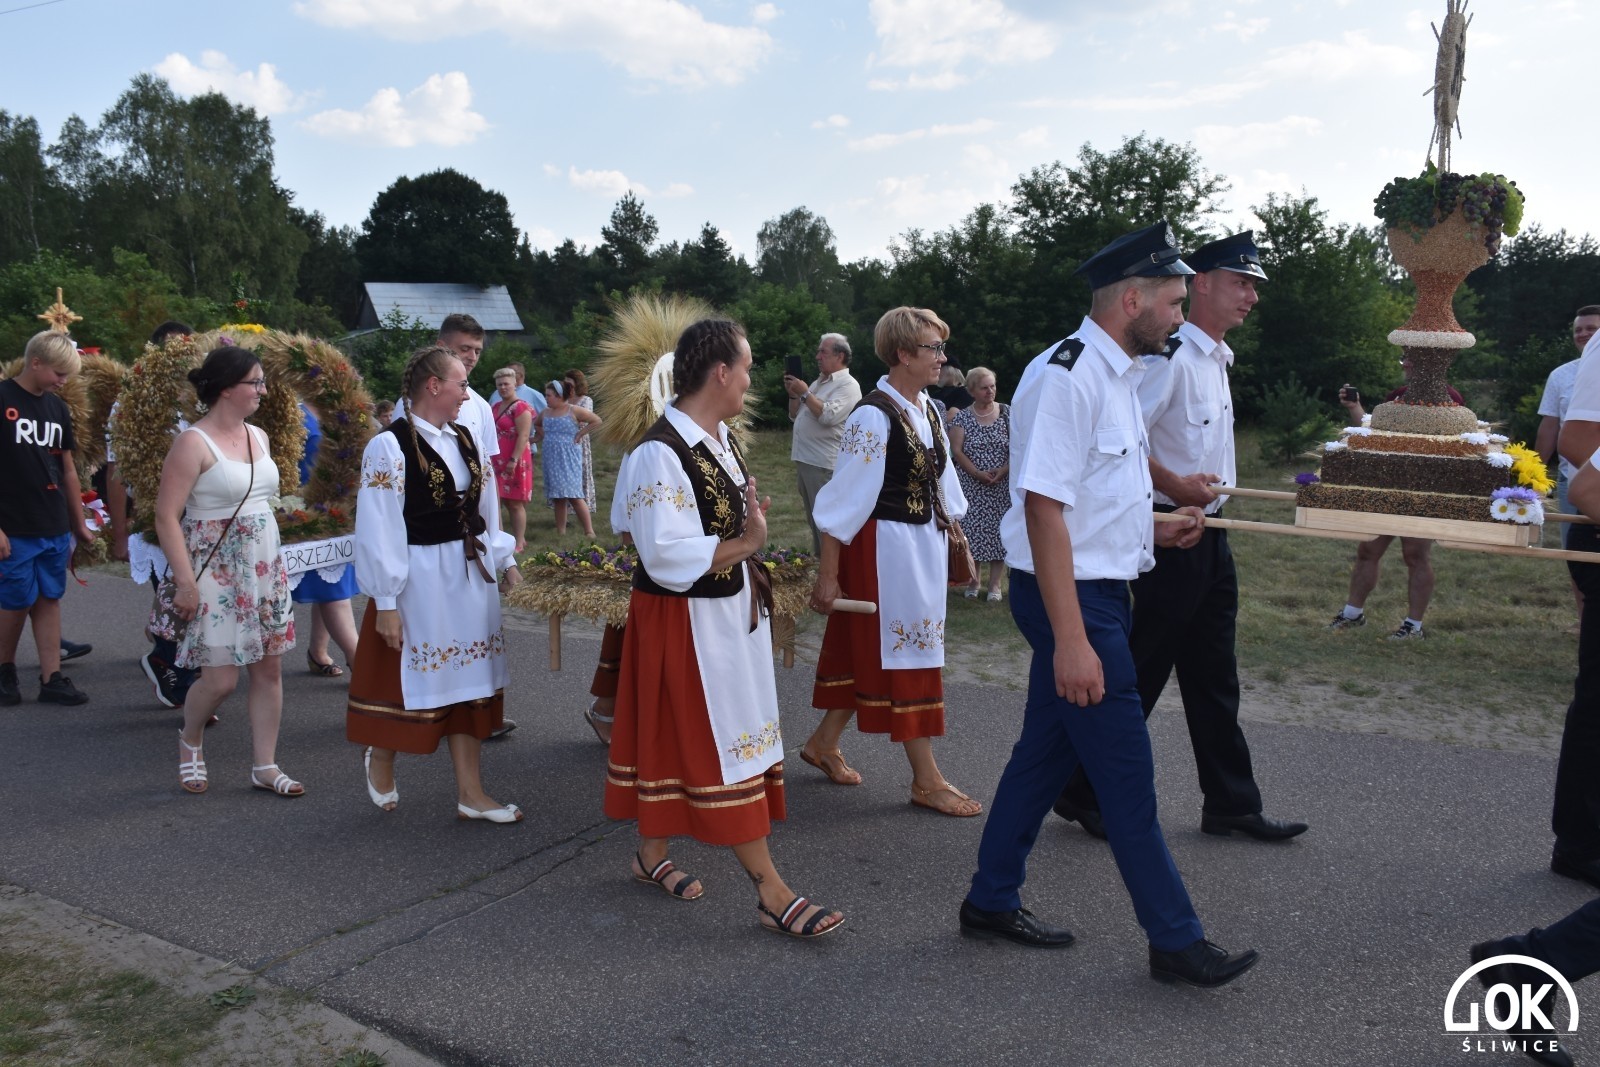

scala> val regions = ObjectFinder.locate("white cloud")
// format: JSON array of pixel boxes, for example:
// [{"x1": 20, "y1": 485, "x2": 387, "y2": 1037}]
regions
[
  {"x1": 293, "y1": 0, "x2": 773, "y2": 88},
  {"x1": 541, "y1": 163, "x2": 562, "y2": 178},
  {"x1": 153, "y1": 51, "x2": 306, "y2": 114},
  {"x1": 1014, "y1": 125, "x2": 1049, "y2": 147},
  {"x1": 1025, "y1": 81, "x2": 1263, "y2": 112},
  {"x1": 848, "y1": 118, "x2": 995, "y2": 152},
  {"x1": 1256, "y1": 31, "x2": 1424, "y2": 83},
  {"x1": 1213, "y1": 13, "x2": 1269, "y2": 41},
  {"x1": 1194, "y1": 116, "x2": 1322, "y2": 157},
  {"x1": 301, "y1": 72, "x2": 487, "y2": 147},
  {"x1": 562, "y1": 167, "x2": 690, "y2": 199},
  {"x1": 812, "y1": 114, "x2": 851, "y2": 129},
  {"x1": 867, "y1": 0, "x2": 1054, "y2": 90},
  {"x1": 872, "y1": 174, "x2": 983, "y2": 220}
]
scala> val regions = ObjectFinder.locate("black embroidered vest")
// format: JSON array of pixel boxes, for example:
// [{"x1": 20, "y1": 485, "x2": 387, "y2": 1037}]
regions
[
  {"x1": 631, "y1": 415, "x2": 750, "y2": 600},
  {"x1": 387, "y1": 419, "x2": 486, "y2": 547},
  {"x1": 859, "y1": 390, "x2": 948, "y2": 526}
]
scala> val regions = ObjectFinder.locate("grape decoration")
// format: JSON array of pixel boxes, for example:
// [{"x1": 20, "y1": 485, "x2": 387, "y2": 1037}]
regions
[{"x1": 1374, "y1": 164, "x2": 1524, "y2": 253}]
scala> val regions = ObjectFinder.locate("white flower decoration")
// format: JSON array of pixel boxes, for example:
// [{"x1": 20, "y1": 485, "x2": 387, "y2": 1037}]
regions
[
  {"x1": 1325, "y1": 440, "x2": 1347, "y2": 453},
  {"x1": 1488, "y1": 434, "x2": 1509, "y2": 444},
  {"x1": 1461, "y1": 432, "x2": 1489, "y2": 446},
  {"x1": 1490, "y1": 498, "x2": 1513, "y2": 521},
  {"x1": 1344, "y1": 426, "x2": 1372, "y2": 437},
  {"x1": 1485, "y1": 452, "x2": 1513, "y2": 469}
]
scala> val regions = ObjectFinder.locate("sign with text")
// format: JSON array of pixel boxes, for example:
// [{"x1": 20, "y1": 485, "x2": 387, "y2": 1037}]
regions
[{"x1": 281, "y1": 534, "x2": 355, "y2": 578}]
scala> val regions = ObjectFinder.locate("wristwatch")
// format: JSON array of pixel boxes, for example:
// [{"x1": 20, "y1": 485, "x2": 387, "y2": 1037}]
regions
[{"x1": 801, "y1": 390, "x2": 813, "y2": 402}]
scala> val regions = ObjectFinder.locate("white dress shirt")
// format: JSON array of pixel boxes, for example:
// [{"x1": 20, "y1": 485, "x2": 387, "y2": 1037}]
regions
[
  {"x1": 790, "y1": 368, "x2": 864, "y2": 469},
  {"x1": 1140, "y1": 320, "x2": 1235, "y2": 514},
  {"x1": 1001, "y1": 316, "x2": 1156, "y2": 580}
]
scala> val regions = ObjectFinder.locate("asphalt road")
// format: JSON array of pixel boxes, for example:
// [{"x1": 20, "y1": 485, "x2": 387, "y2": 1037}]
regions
[{"x1": 0, "y1": 572, "x2": 1592, "y2": 1066}]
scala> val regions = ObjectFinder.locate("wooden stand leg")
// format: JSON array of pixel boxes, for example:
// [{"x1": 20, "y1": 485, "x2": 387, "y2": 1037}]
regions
[
  {"x1": 771, "y1": 615, "x2": 796, "y2": 669},
  {"x1": 549, "y1": 613, "x2": 562, "y2": 672}
]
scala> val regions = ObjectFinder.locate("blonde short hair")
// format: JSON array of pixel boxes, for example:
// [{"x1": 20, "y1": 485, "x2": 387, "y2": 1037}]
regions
[
  {"x1": 874, "y1": 307, "x2": 949, "y2": 366},
  {"x1": 964, "y1": 366, "x2": 996, "y2": 390},
  {"x1": 24, "y1": 331, "x2": 81, "y2": 376},
  {"x1": 493, "y1": 366, "x2": 517, "y2": 382}
]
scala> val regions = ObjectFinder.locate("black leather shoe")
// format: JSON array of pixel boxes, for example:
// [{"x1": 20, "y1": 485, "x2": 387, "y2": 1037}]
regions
[
  {"x1": 1052, "y1": 794, "x2": 1108, "y2": 840},
  {"x1": 959, "y1": 900, "x2": 1076, "y2": 948},
  {"x1": 59, "y1": 638, "x2": 92, "y2": 662},
  {"x1": 1551, "y1": 850, "x2": 1600, "y2": 891},
  {"x1": 1470, "y1": 940, "x2": 1574, "y2": 1067},
  {"x1": 1200, "y1": 812, "x2": 1308, "y2": 841},
  {"x1": 1149, "y1": 939, "x2": 1259, "y2": 988}
]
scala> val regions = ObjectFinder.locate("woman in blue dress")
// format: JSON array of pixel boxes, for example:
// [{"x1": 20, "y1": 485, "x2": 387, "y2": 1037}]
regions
[
  {"x1": 292, "y1": 403, "x2": 359, "y2": 677},
  {"x1": 535, "y1": 377, "x2": 603, "y2": 538}
]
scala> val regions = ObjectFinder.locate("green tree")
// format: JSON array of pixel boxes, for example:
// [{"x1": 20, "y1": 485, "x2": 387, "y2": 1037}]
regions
[
  {"x1": 598, "y1": 192, "x2": 659, "y2": 293},
  {"x1": 291, "y1": 207, "x2": 362, "y2": 327},
  {"x1": 356, "y1": 168, "x2": 519, "y2": 285},
  {"x1": 730, "y1": 282, "x2": 837, "y2": 419},
  {"x1": 755, "y1": 207, "x2": 841, "y2": 305},
  {"x1": 660, "y1": 222, "x2": 749, "y2": 309},
  {"x1": 0, "y1": 248, "x2": 204, "y2": 360},
  {"x1": 1241, "y1": 194, "x2": 1407, "y2": 417},
  {"x1": 0, "y1": 111, "x2": 69, "y2": 266},
  {"x1": 82, "y1": 75, "x2": 308, "y2": 303},
  {"x1": 342, "y1": 305, "x2": 436, "y2": 401}
]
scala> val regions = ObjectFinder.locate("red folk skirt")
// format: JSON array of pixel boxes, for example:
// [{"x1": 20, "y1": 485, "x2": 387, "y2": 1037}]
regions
[
  {"x1": 346, "y1": 601, "x2": 504, "y2": 753},
  {"x1": 812, "y1": 519, "x2": 946, "y2": 742},
  {"x1": 603, "y1": 589, "x2": 785, "y2": 846}
]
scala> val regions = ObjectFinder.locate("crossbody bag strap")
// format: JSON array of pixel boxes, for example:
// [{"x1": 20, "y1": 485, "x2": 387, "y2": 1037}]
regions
[{"x1": 193, "y1": 424, "x2": 257, "y2": 583}]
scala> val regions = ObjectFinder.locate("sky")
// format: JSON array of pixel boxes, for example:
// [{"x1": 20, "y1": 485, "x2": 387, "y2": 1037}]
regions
[{"x1": 1, "y1": 0, "x2": 1594, "y2": 265}]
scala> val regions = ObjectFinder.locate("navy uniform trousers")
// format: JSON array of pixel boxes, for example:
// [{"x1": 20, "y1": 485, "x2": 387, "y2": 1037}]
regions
[
  {"x1": 968, "y1": 570, "x2": 1205, "y2": 952},
  {"x1": 1554, "y1": 522, "x2": 1600, "y2": 859},
  {"x1": 1489, "y1": 897, "x2": 1600, "y2": 984},
  {"x1": 1060, "y1": 524, "x2": 1262, "y2": 818}
]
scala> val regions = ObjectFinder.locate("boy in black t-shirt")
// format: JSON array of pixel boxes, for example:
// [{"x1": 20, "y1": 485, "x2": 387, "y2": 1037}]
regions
[{"x1": 0, "y1": 331, "x2": 95, "y2": 705}]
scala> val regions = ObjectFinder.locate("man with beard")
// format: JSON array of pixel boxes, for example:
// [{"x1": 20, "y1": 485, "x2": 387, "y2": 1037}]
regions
[
  {"x1": 960, "y1": 222, "x2": 1259, "y2": 988},
  {"x1": 1052, "y1": 232, "x2": 1308, "y2": 844}
]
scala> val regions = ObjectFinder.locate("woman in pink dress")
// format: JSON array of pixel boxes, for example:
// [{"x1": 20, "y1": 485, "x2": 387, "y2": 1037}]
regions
[{"x1": 491, "y1": 367, "x2": 535, "y2": 553}]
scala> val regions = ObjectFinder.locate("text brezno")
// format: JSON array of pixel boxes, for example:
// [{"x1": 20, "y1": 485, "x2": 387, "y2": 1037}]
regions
[{"x1": 13, "y1": 417, "x2": 65, "y2": 449}]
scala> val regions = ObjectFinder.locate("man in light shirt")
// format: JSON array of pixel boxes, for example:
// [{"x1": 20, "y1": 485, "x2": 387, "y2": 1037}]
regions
[
  {"x1": 1053, "y1": 232, "x2": 1307, "y2": 845},
  {"x1": 1535, "y1": 306, "x2": 1600, "y2": 550},
  {"x1": 784, "y1": 332, "x2": 862, "y2": 553}
]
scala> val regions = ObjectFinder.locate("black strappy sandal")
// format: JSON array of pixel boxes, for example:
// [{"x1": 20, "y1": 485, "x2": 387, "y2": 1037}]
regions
[
  {"x1": 632, "y1": 851, "x2": 703, "y2": 901},
  {"x1": 757, "y1": 896, "x2": 845, "y2": 939}
]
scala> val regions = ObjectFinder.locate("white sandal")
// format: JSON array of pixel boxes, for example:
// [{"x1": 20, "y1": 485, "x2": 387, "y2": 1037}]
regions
[
  {"x1": 457, "y1": 802, "x2": 522, "y2": 824},
  {"x1": 178, "y1": 732, "x2": 207, "y2": 794},
  {"x1": 364, "y1": 747, "x2": 397, "y2": 811},
  {"x1": 251, "y1": 764, "x2": 305, "y2": 797}
]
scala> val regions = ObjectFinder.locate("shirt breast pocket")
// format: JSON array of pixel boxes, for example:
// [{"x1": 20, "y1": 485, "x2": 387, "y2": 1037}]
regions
[
  {"x1": 1087, "y1": 427, "x2": 1137, "y2": 494},
  {"x1": 1186, "y1": 401, "x2": 1223, "y2": 451}
]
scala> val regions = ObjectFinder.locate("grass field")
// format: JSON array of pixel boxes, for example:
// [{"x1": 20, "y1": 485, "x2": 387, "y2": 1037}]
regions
[{"x1": 521, "y1": 426, "x2": 1581, "y2": 752}]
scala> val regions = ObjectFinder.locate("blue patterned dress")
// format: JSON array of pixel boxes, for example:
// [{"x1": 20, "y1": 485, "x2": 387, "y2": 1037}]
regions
[{"x1": 541, "y1": 410, "x2": 585, "y2": 501}]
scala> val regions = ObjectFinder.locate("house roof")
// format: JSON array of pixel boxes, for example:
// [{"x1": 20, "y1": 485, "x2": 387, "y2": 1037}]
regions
[{"x1": 360, "y1": 283, "x2": 524, "y2": 331}]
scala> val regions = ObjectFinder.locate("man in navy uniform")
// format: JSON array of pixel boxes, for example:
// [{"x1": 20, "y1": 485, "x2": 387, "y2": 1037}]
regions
[
  {"x1": 960, "y1": 221, "x2": 1260, "y2": 988},
  {"x1": 1052, "y1": 232, "x2": 1309, "y2": 844}
]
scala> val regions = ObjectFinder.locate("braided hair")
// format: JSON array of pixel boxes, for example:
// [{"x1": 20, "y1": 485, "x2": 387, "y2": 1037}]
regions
[
  {"x1": 672, "y1": 318, "x2": 747, "y2": 398},
  {"x1": 396, "y1": 344, "x2": 461, "y2": 480}
]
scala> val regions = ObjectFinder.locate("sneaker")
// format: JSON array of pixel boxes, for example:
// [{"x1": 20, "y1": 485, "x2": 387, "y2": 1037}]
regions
[
  {"x1": 1327, "y1": 611, "x2": 1365, "y2": 630},
  {"x1": 38, "y1": 671, "x2": 89, "y2": 706},
  {"x1": 59, "y1": 638, "x2": 92, "y2": 662},
  {"x1": 140, "y1": 651, "x2": 182, "y2": 709},
  {"x1": 1388, "y1": 620, "x2": 1424, "y2": 641},
  {"x1": 0, "y1": 663, "x2": 19, "y2": 706}
]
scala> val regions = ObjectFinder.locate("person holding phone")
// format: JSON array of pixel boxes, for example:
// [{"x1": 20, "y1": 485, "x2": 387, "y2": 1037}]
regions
[{"x1": 785, "y1": 333, "x2": 861, "y2": 553}]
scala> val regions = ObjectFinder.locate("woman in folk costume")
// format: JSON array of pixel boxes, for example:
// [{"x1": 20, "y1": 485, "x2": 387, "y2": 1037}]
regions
[
  {"x1": 802, "y1": 307, "x2": 979, "y2": 817},
  {"x1": 347, "y1": 344, "x2": 524, "y2": 822},
  {"x1": 604, "y1": 317, "x2": 844, "y2": 939}
]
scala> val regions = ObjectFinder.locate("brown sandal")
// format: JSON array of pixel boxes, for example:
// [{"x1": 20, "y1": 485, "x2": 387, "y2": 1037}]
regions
[
  {"x1": 799, "y1": 748, "x2": 862, "y2": 786},
  {"x1": 911, "y1": 781, "x2": 982, "y2": 817}
]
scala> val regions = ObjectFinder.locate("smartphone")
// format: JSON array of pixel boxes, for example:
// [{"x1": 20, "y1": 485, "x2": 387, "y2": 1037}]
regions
[
  {"x1": 784, "y1": 355, "x2": 803, "y2": 380},
  {"x1": 1340, "y1": 385, "x2": 1360, "y2": 406}
]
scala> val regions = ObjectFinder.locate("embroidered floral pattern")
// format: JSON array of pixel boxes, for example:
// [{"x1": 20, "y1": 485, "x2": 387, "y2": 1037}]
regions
[
  {"x1": 840, "y1": 423, "x2": 886, "y2": 462},
  {"x1": 628, "y1": 481, "x2": 692, "y2": 514},
  {"x1": 889, "y1": 617, "x2": 945, "y2": 651},
  {"x1": 726, "y1": 721, "x2": 782, "y2": 764},
  {"x1": 361, "y1": 455, "x2": 405, "y2": 493},
  {"x1": 406, "y1": 630, "x2": 507, "y2": 673}
]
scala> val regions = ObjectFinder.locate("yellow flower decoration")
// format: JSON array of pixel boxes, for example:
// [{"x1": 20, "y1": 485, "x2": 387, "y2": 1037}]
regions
[{"x1": 1504, "y1": 442, "x2": 1554, "y2": 496}]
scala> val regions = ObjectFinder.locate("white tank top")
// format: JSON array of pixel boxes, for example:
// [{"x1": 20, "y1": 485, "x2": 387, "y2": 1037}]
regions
[{"x1": 184, "y1": 425, "x2": 278, "y2": 520}]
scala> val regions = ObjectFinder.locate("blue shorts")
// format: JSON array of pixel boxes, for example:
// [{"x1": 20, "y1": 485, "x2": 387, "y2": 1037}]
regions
[{"x1": 0, "y1": 532, "x2": 72, "y2": 611}]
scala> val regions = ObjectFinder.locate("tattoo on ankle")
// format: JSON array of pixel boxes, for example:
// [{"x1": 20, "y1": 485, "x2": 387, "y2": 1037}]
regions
[{"x1": 745, "y1": 870, "x2": 765, "y2": 886}]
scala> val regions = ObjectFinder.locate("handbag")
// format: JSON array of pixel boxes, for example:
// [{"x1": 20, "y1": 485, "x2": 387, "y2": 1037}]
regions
[{"x1": 923, "y1": 404, "x2": 977, "y2": 587}]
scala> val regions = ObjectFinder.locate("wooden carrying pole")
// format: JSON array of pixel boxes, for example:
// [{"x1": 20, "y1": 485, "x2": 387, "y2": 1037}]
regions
[
  {"x1": 1216, "y1": 484, "x2": 1597, "y2": 525},
  {"x1": 1154, "y1": 512, "x2": 1600, "y2": 562}
]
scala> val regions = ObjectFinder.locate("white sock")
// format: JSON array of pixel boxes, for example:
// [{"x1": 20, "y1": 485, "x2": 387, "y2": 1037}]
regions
[
  {"x1": 1403, "y1": 617, "x2": 1423, "y2": 630},
  {"x1": 1341, "y1": 605, "x2": 1363, "y2": 620}
]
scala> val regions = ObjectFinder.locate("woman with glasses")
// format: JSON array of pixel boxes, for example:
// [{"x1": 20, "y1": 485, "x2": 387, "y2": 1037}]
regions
[
  {"x1": 346, "y1": 345, "x2": 523, "y2": 821},
  {"x1": 802, "y1": 308, "x2": 980, "y2": 817},
  {"x1": 155, "y1": 346, "x2": 299, "y2": 797}
]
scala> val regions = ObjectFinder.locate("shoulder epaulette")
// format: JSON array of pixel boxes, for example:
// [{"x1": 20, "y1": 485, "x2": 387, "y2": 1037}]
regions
[
  {"x1": 1046, "y1": 337, "x2": 1086, "y2": 371},
  {"x1": 1158, "y1": 332, "x2": 1182, "y2": 359}
]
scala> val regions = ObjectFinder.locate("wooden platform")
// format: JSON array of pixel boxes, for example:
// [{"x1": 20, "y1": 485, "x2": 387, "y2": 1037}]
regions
[{"x1": 1294, "y1": 507, "x2": 1541, "y2": 547}]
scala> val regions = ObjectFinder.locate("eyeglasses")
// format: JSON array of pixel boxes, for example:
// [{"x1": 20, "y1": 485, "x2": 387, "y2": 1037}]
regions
[
  {"x1": 240, "y1": 379, "x2": 268, "y2": 391},
  {"x1": 917, "y1": 342, "x2": 948, "y2": 354},
  {"x1": 434, "y1": 377, "x2": 471, "y2": 391}
]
